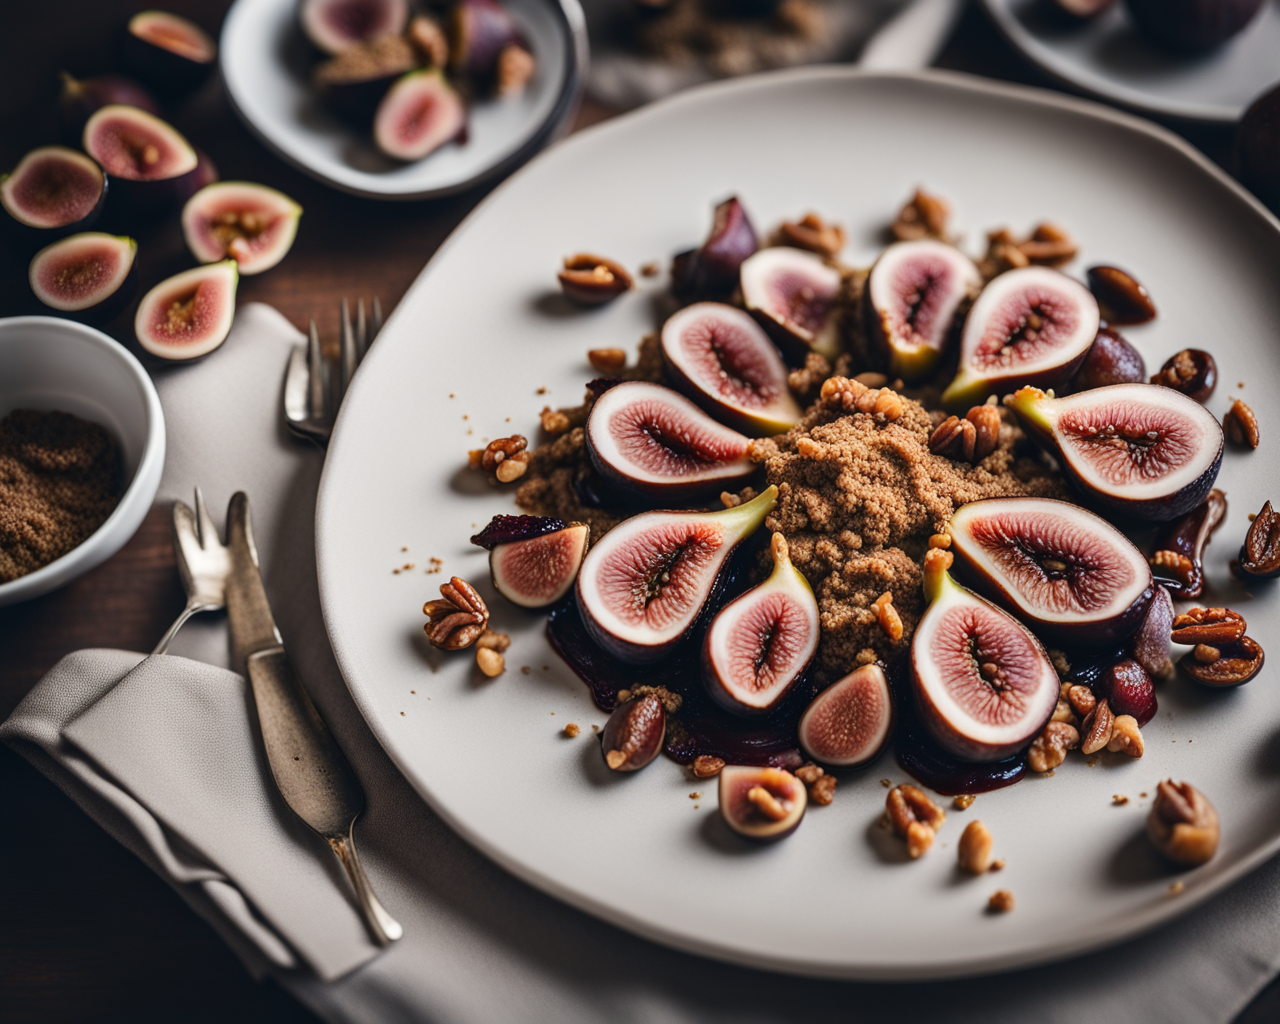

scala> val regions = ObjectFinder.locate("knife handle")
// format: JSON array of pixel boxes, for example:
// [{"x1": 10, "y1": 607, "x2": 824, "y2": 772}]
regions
[{"x1": 328, "y1": 831, "x2": 404, "y2": 946}]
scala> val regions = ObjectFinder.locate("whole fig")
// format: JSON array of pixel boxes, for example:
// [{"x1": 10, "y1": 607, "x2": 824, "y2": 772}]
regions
[
  {"x1": 1239, "y1": 82, "x2": 1280, "y2": 213},
  {"x1": 1123, "y1": 0, "x2": 1264, "y2": 52}
]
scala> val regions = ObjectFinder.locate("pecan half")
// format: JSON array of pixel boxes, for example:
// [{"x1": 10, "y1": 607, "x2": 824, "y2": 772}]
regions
[
  {"x1": 886, "y1": 784, "x2": 945, "y2": 858},
  {"x1": 1239, "y1": 500, "x2": 1280, "y2": 580},
  {"x1": 1170, "y1": 607, "x2": 1247, "y2": 646},
  {"x1": 978, "y1": 223, "x2": 1077, "y2": 278},
  {"x1": 692, "y1": 754, "x2": 726, "y2": 778},
  {"x1": 967, "y1": 404, "x2": 1002, "y2": 461},
  {"x1": 890, "y1": 188, "x2": 951, "y2": 242},
  {"x1": 1080, "y1": 698, "x2": 1115, "y2": 755},
  {"x1": 820, "y1": 376, "x2": 903, "y2": 422},
  {"x1": 1027, "y1": 721, "x2": 1079, "y2": 772},
  {"x1": 929, "y1": 415, "x2": 976, "y2": 462},
  {"x1": 495, "y1": 43, "x2": 535, "y2": 96},
  {"x1": 778, "y1": 212, "x2": 846, "y2": 258},
  {"x1": 1150, "y1": 348, "x2": 1216, "y2": 404},
  {"x1": 1224, "y1": 399, "x2": 1260, "y2": 449},
  {"x1": 423, "y1": 576, "x2": 490, "y2": 650},
  {"x1": 558, "y1": 254, "x2": 633, "y2": 305},
  {"x1": 1147, "y1": 780, "x2": 1219, "y2": 867},
  {"x1": 1148, "y1": 489, "x2": 1227, "y2": 599},
  {"x1": 471, "y1": 434, "x2": 530, "y2": 484},
  {"x1": 1179, "y1": 636, "x2": 1265, "y2": 688},
  {"x1": 1106, "y1": 715, "x2": 1143, "y2": 758}
]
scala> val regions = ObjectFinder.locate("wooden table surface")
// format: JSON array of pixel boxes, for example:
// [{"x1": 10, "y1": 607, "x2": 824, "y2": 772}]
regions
[{"x1": 1, "y1": 2, "x2": 1275, "y2": 1021}]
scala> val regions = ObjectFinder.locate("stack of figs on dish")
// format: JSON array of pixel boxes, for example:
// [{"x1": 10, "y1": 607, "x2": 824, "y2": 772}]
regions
[
  {"x1": 3, "y1": 9, "x2": 302, "y2": 362},
  {"x1": 302, "y1": 0, "x2": 536, "y2": 162},
  {"x1": 1052, "y1": 0, "x2": 1266, "y2": 52},
  {"x1": 467, "y1": 190, "x2": 1263, "y2": 846}
]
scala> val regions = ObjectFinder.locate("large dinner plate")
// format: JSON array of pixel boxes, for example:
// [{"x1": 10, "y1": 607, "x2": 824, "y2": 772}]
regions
[{"x1": 317, "y1": 68, "x2": 1280, "y2": 979}]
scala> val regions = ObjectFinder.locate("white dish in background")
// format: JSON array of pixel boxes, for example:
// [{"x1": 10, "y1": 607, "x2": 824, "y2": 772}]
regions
[
  {"x1": 0, "y1": 317, "x2": 165, "y2": 607},
  {"x1": 982, "y1": 0, "x2": 1280, "y2": 123},
  {"x1": 220, "y1": 0, "x2": 587, "y2": 200},
  {"x1": 317, "y1": 68, "x2": 1280, "y2": 979}
]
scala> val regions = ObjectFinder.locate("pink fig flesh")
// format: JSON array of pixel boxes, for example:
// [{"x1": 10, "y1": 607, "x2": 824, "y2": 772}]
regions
[
  {"x1": 182, "y1": 182, "x2": 302, "y2": 275},
  {"x1": 134, "y1": 260, "x2": 238, "y2": 361},
  {"x1": 373, "y1": 71, "x2": 466, "y2": 162},
  {"x1": 29, "y1": 232, "x2": 137, "y2": 319},
  {"x1": 797, "y1": 664, "x2": 894, "y2": 768},
  {"x1": 740, "y1": 246, "x2": 842, "y2": 362},
  {"x1": 83, "y1": 105, "x2": 197, "y2": 182},
  {"x1": 489, "y1": 523, "x2": 588, "y2": 609},
  {"x1": 301, "y1": 0, "x2": 410, "y2": 54},
  {"x1": 2, "y1": 146, "x2": 105, "y2": 231}
]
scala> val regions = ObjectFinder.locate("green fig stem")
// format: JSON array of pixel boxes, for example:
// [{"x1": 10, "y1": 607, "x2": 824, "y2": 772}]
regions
[
  {"x1": 766, "y1": 530, "x2": 816, "y2": 599},
  {"x1": 711, "y1": 484, "x2": 778, "y2": 535},
  {"x1": 922, "y1": 547, "x2": 960, "y2": 605}
]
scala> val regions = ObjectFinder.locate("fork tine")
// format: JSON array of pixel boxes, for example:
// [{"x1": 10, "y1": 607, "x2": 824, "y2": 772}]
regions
[
  {"x1": 356, "y1": 298, "x2": 367, "y2": 360},
  {"x1": 339, "y1": 297, "x2": 357, "y2": 406},
  {"x1": 194, "y1": 487, "x2": 218, "y2": 548},
  {"x1": 371, "y1": 296, "x2": 383, "y2": 343},
  {"x1": 308, "y1": 319, "x2": 325, "y2": 422}
]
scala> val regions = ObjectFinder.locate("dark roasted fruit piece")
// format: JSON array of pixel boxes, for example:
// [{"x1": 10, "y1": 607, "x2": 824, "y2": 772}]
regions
[
  {"x1": 1239, "y1": 82, "x2": 1280, "y2": 213},
  {"x1": 558, "y1": 254, "x2": 632, "y2": 305},
  {"x1": 134, "y1": 260, "x2": 238, "y2": 361},
  {"x1": 312, "y1": 35, "x2": 420, "y2": 122},
  {"x1": 601, "y1": 694, "x2": 665, "y2": 771},
  {"x1": 718, "y1": 765, "x2": 806, "y2": 842},
  {"x1": 470, "y1": 514, "x2": 567, "y2": 548},
  {"x1": 182, "y1": 182, "x2": 302, "y2": 276},
  {"x1": 1086, "y1": 265, "x2": 1156, "y2": 325},
  {"x1": 1179, "y1": 637, "x2": 1265, "y2": 688},
  {"x1": 123, "y1": 10, "x2": 217, "y2": 94},
  {"x1": 1171, "y1": 607, "x2": 1246, "y2": 646},
  {"x1": 702, "y1": 534, "x2": 818, "y2": 715},
  {"x1": 797, "y1": 664, "x2": 894, "y2": 768},
  {"x1": 1008, "y1": 384, "x2": 1223, "y2": 521},
  {"x1": 301, "y1": 0, "x2": 410, "y2": 55},
  {"x1": 575, "y1": 486, "x2": 776, "y2": 662},
  {"x1": 1148, "y1": 780, "x2": 1219, "y2": 867},
  {"x1": 1069, "y1": 327, "x2": 1145, "y2": 392},
  {"x1": 661, "y1": 302, "x2": 800, "y2": 435},
  {"x1": 671, "y1": 195, "x2": 757, "y2": 301},
  {"x1": 1, "y1": 147, "x2": 107, "y2": 247},
  {"x1": 29, "y1": 233, "x2": 138, "y2": 325},
  {"x1": 1097, "y1": 658, "x2": 1157, "y2": 726},
  {"x1": 584, "y1": 380, "x2": 755, "y2": 500},
  {"x1": 1054, "y1": 0, "x2": 1115, "y2": 16},
  {"x1": 942, "y1": 266, "x2": 1099, "y2": 410},
  {"x1": 449, "y1": 0, "x2": 522, "y2": 86},
  {"x1": 1149, "y1": 489, "x2": 1227, "y2": 598},
  {"x1": 948, "y1": 497, "x2": 1153, "y2": 645},
  {"x1": 483, "y1": 521, "x2": 588, "y2": 609},
  {"x1": 1124, "y1": 0, "x2": 1264, "y2": 51},
  {"x1": 740, "y1": 246, "x2": 843, "y2": 364},
  {"x1": 1131, "y1": 585, "x2": 1174, "y2": 682},
  {"x1": 911, "y1": 548, "x2": 1060, "y2": 762},
  {"x1": 58, "y1": 72, "x2": 159, "y2": 141},
  {"x1": 82, "y1": 105, "x2": 200, "y2": 217},
  {"x1": 374, "y1": 71, "x2": 467, "y2": 162},
  {"x1": 863, "y1": 239, "x2": 981, "y2": 382},
  {"x1": 1239, "y1": 500, "x2": 1280, "y2": 580},
  {"x1": 1150, "y1": 348, "x2": 1217, "y2": 404}
]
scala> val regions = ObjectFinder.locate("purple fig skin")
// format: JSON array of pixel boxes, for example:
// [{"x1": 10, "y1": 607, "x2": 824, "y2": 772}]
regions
[
  {"x1": 1130, "y1": 585, "x2": 1175, "y2": 683},
  {"x1": 1124, "y1": 0, "x2": 1264, "y2": 51},
  {"x1": 1098, "y1": 658, "x2": 1157, "y2": 726},
  {"x1": 1238, "y1": 82, "x2": 1280, "y2": 215},
  {"x1": 671, "y1": 196, "x2": 758, "y2": 301},
  {"x1": 450, "y1": 0, "x2": 522, "y2": 84},
  {"x1": 122, "y1": 10, "x2": 217, "y2": 95},
  {"x1": 1068, "y1": 327, "x2": 1146, "y2": 392},
  {"x1": 471, "y1": 514, "x2": 568, "y2": 549},
  {"x1": 58, "y1": 72, "x2": 159, "y2": 142}
]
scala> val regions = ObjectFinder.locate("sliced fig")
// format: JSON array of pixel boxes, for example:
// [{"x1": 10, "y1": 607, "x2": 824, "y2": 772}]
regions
[
  {"x1": 671, "y1": 196, "x2": 758, "y2": 302},
  {"x1": 740, "y1": 246, "x2": 842, "y2": 364},
  {"x1": 584, "y1": 380, "x2": 756, "y2": 501},
  {"x1": 797, "y1": 664, "x2": 894, "y2": 768},
  {"x1": 948, "y1": 497, "x2": 1153, "y2": 645},
  {"x1": 82, "y1": 105, "x2": 199, "y2": 217},
  {"x1": 661, "y1": 302, "x2": 800, "y2": 436},
  {"x1": 473, "y1": 517, "x2": 589, "y2": 608},
  {"x1": 702, "y1": 534, "x2": 818, "y2": 715},
  {"x1": 449, "y1": 0, "x2": 522, "y2": 87},
  {"x1": 718, "y1": 765, "x2": 806, "y2": 842},
  {"x1": 134, "y1": 260, "x2": 238, "y2": 362},
  {"x1": 1068, "y1": 327, "x2": 1145, "y2": 392},
  {"x1": 941, "y1": 266, "x2": 1099, "y2": 410},
  {"x1": 123, "y1": 10, "x2": 217, "y2": 94},
  {"x1": 1008, "y1": 384, "x2": 1223, "y2": 521},
  {"x1": 863, "y1": 239, "x2": 981, "y2": 382},
  {"x1": 1131, "y1": 585, "x2": 1174, "y2": 682},
  {"x1": 181, "y1": 182, "x2": 302, "y2": 276},
  {"x1": 1, "y1": 147, "x2": 106, "y2": 246},
  {"x1": 910, "y1": 548, "x2": 1060, "y2": 762},
  {"x1": 29, "y1": 232, "x2": 138, "y2": 325},
  {"x1": 312, "y1": 35, "x2": 419, "y2": 122},
  {"x1": 575, "y1": 486, "x2": 777, "y2": 662},
  {"x1": 373, "y1": 71, "x2": 467, "y2": 162},
  {"x1": 301, "y1": 0, "x2": 410, "y2": 55},
  {"x1": 58, "y1": 72, "x2": 159, "y2": 142},
  {"x1": 1097, "y1": 658, "x2": 1157, "y2": 726}
]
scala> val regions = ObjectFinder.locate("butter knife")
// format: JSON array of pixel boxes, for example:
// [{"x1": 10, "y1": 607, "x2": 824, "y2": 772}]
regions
[{"x1": 224, "y1": 491, "x2": 402, "y2": 946}]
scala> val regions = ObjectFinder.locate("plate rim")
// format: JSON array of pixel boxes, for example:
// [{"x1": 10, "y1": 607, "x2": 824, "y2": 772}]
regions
[{"x1": 316, "y1": 65, "x2": 1280, "y2": 979}]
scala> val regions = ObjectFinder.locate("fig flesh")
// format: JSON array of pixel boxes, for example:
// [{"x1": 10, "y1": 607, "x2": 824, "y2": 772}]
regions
[
  {"x1": 584, "y1": 380, "x2": 755, "y2": 500},
  {"x1": 863, "y1": 239, "x2": 981, "y2": 382},
  {"x1": 124, "y1": 10, "x2": 217, "y2": 94},
  {"x1": 134, "y1": 260, "x2": 238, "y2": 361},
  {"x1": 29, "y1": 232, "x2": 138, "y2": 325},
  {"x1": 373, "y1": 71, "x2": 467, "y2": 162},
  {"x1": 1069, "y1": 327, "x2": 1145, "y2": 392},
  {"x1": 1, "y1": 146, "x2": 106, "y2": 245},
  {"x1": 301, "y1": 0, "x2": 410, "y2": 55},
  {"x1": 942, "y1": 266, "x2": 1099, "y2": 411},
  {"x1": 740, "y1": 246, "x2": 843, "y2": 364},
  {"x1": 702, "y1": 534, "x2": 818, "y2": 715},
  {"x1": 718, "y1": 765, "x2": 806, "y2": 842},
  {"x1": 472, "y1": 516, "x2": 589, "y2": 609},
  {"x1": 449, "y1": 0, "x2": 522, "y2": 87},
  {"x1": 82, "y1": 105, "x2": 200, "y2": 217},
  {"x1": 910, "y1": 548, "x2": 1060, "y2": 762},
  {"x1": 660, "y1": 302, "x2": 800, "y2": 436},
  {"x1": 1124, "y1": 0, "x2": 1264, "y2": 51},
  {"x1": 1008, "y1": 384, "x2": 1223, "y2": 521},
  {"x1": 948, "y1": 497, "x2": 1153, "y2": 646},
  {"x1": 575, "y1": 486, "x2": 777, "y2": 663},
  {"x1": 58, "y1": 72, "x2": 159, "y2": 141},
  {"x1": 182, "y1": 182, "x2": 302, "y2": 275},
  {"x1": 797, "y1": 664, "x2": 894, "y2": 768},
  {"x1": 671, "y1": 196, "x2": 758, "y2": 301}
]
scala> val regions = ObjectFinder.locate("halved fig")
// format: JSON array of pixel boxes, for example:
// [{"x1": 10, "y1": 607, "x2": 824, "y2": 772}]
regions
[
  {"x1": 584, "y1": 380, "x2": 755, "y2": 500},
  {"x1": 373, "y1": 71, "x2": 467, "y2": 162},
  {"x1": 449, "y1": 0, "x2": 522, "y2": 87},
  {"x1": 312, "y1": 35, "x2": 419, "y2": 122},
  {"x1": 941, "y1": 266, "x2": 1099, "y2": 410},
  {"x1": 1068, "y1": 327, "x2": 1145, "y2": 392},
  {"x1": 671, "y1": 196, "x2": 758, "y2": 302},
  {"x1": 301, "y1": 0, "x2": 410, "y2": 55},
  {"x1": 1131, "y1": 585, "x2": 1174, "y2": 682},
  {"x1": 58, "y1": 72, "x2": 159, "y2": 142},
  {"x1": 182, "y1": 182, "x2": 302, "y2": 275},
  {"x1": 29, "y1": 232, "x2": 137, "y2": 325},
  {"x1": 702, "y1": 534, "x2": 818, "y2": 715},
  {"x1": 910, "y1": 548, "x2": 1060, "y2": 762},
  {"x1": 797, "y1": 664, "x2": 894, "y2": 768},
  {"x1": 718, "y1": 765, "x2": 806, "y2": 842},
  {"x1": 134, "y1": 260, "x2": 238, "y2": 361},
  {"x1": 661, "y1": 302, "x2": 800, "y2": 436},
  {"x1": 948, "y1": 497, "x2": 1153, "y2": 645},
  {"x1": 575, "y1": 485, "x2": 777, "y2": 662},
  {"x1": 740, "y1": 246, "x2": 843, "y2": 363},
  {"x1": 863, "y1": 239, "x2": 981, "y2": 382},
  {"x1": 82, "y1": 105, "x2": 199, "y2": 217},
  {"x1": 471, "y1": 515, "x2": 589, "y2": 609},
  {"x1": 1098, "y1": 658, "x2": 1157, "y2": 726},
  {"x1": 123, "y1": 10, "x2": 217, "y2": 94},
  {"x1": 1, "y1": 146, "x2": 106, "y2": 246},
  {"x1": 1008, "y1": 384, "x2": 1223, "y2": 521}
]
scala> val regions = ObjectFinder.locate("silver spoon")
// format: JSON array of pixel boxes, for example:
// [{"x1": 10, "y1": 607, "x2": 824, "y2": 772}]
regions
[{"x1": 152, "y1": 488, "x2": 231, "y2": 656}]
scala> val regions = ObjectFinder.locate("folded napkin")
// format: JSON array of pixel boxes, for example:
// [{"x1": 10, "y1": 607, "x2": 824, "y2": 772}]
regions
[{"x1": 6, "y1": 303, "x2": 1280, "y2": 1023}]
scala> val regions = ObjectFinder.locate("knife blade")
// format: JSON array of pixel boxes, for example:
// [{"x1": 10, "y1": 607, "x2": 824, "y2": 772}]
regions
[{"x1": 223, "y1": 491, "x2": 402, "y2": 945}]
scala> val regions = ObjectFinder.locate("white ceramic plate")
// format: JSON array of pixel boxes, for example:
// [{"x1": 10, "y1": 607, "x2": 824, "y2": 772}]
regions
[
  {"x1": 220, "y1": 0, "x2": 586, "y2": 200},
  {"x1": 317, "y1": 68, "x2": 1280, "y2": 979},
  {"x1": 982, "y1": 0, "x2": 1280, "y2": 123}
]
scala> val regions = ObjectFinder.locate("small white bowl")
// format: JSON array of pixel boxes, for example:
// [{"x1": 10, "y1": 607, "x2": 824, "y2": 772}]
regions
[{"x1": 0, "y1": 316, "x2": 165, "y2": 607}]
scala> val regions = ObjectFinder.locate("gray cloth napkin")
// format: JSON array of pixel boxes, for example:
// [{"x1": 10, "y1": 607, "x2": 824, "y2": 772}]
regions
[{"x1": 5, "y1": 302, "x2": 1280, "y2": 1022}]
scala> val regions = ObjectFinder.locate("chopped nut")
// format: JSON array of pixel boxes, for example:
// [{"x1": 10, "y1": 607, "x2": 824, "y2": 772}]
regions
[
  {"x1": 1193, "y1": 643, "x2": 1221, "y2": 664},
  {"x1": 856, "y1": 648, "x2": 879, "y2": 666},
  {"x1": 966, "y1": 404, "x2": 1002, "y2": 461},
  {"x1": 1048, "y1": 649, "x2": 1071, "y2": 678},
  {"x1": 587, "y1": 348, "x2": 627, "y2": 373},
  {"x1": 1168, "y1": 880, "x2": 1185, "y2": 895},
  {"x1": 891, "y1": 188, "x2": 951, "y2": 242},
  {"x1": 639, "y1": 261, "x2": 660, "y2": 278},
  {"x1": 991, "y1": 859, "x2": 1006, "y2": 871},
  {"x1": 495, "y1": 453, "x2": 529, "y2": 483},
  {"x1": 558, "y1": 254, "x2": 632, "y2": 305},
  {"x1": 1050, "y1": 699, "x2": 1078, "y2": 727},
  {"x1": 958, "y1": 820, "x2": 994, "y2": 874},
  {"x1": 1107, "y1": 715, "x2": 1144, "y2": 758},
  {"x1": 928, "y1": 532, "x2": 952, "y2": 549},
  {"x1": 407, "y1": 14, "x2": 449, "y2": 66},
  {"x1": 423, "y1": 577, "x2": 489, "y2": 650},
  {"x1": 808, "y1": 775, "x2": 836, "y2": 805},
  {"x1": 1080, "y1": 698, "x2": 1116, "y2": 755},
  {"x1": 475, "y1": 629, "x2": 510, "y2": 652},
  {"x1": 540, "y1": 406, "x2": 571, "y2": 435},
  {"x1": 794, "y1": 763, "x2": 824, "y2": 785},
  {"x1": 871, "y1": 591, "x2": 904, "y2": 642},
  {"x1": 778, "y1": 212, "x2": 846, "y2": 258},
  {"x1": 563, "y1": 722, "x2": 580, "y2": 738},
  {"x1": 886, "y1": 784, "x2": 945, "y2": 858},
  {"x1": 473, "y1": 434, "x2": 529, "y2": 484},
  {"x1": 1224, "y1": 399, "x2": 1259, "y2": 449},
  {"x1": 720, "y1": 490, "x2": 742, "y2": 508},
  {"x1": 615, "y1": 689, "x2": 631, "y2": 704},
  {"x1": 988, "y1": 889, "x2": 1016, "y2": 913},
  {"x1": 928, "y1": 415, "x2": 977, "y2": 462},
  {"x1": 1027, "y1": 720, "x2": 1079, "y2": 772},
  {"x1": 1113, "y1": 794, "x2": 1129, "y2": 805},
  {"x1": 692, "y1": 755, "x2": 726, "y2": 778},
  {"x1": 819, "y1": 376, "x2": 904, "y2": 421},
  {"x1": 978, "y1": 223, "x2": 1077, "y2": 279},
  {"x1": 495, "y1": 43, "x2": 535, "y2": 96},
  {"x1": 953, "y1": 794, "x2": 975, "y2": 810},
  {"x1": 475, "y1": 646, "x2": 504, "y2": 676},
  {"x1": 1067, "y1": 684, "x2": 1096, "y2": 719},
  {"x1": 1147, "y1": 780, "x2": 1219, "y2": 866}
]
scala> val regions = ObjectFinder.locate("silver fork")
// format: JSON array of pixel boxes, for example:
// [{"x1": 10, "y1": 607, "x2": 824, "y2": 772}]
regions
[
  {"x1": 284, "y1": 297, "x2": 383, "y2": 443},
  {"x1": 153, "y1": 488, "x2": 231, "y2": 656}
]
